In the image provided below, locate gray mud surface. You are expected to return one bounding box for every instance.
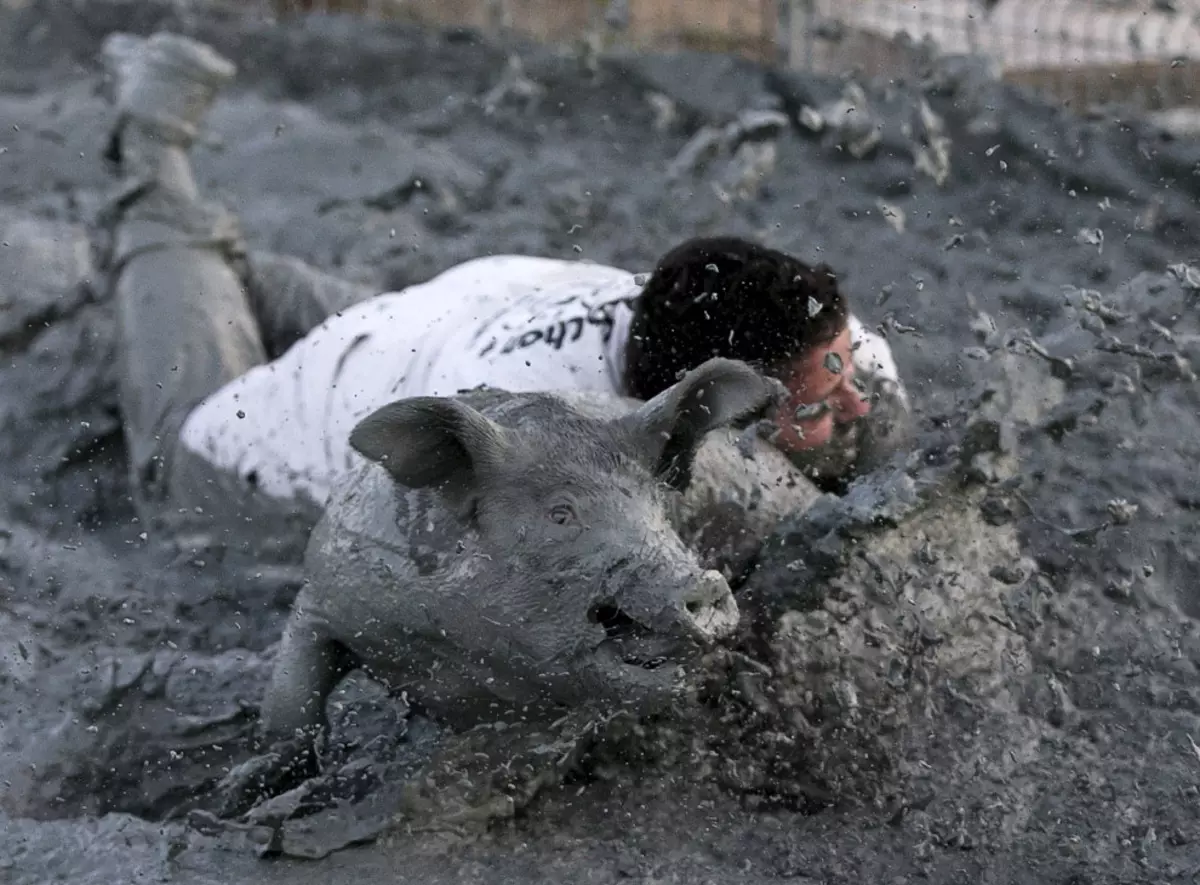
[4,1,1200,882]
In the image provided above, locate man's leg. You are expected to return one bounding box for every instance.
[245,251,376,358]
[102,34,273,533]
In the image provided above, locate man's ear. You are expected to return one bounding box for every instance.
[349,397,511,490]
[623,358,784,491]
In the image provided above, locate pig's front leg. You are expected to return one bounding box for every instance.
[207,601,359,819]
[259,607,360,743]
[194,709,629,858]
[391,708,630,836]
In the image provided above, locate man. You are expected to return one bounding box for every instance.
[103,34,909,537]
[179,239,908,509]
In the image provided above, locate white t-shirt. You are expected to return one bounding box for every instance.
[179,254,903,507]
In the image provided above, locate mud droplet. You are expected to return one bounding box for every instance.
[1106,498,1138,525]
[236,410,246,419]
[1076,227,1104,253]
[823,352,844,374]
[1167,263,1200,291]
[793,401,828,421]
[705,263,719,273]
[807,296,823,317]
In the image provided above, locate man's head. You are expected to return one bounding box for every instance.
[624,236,869,454]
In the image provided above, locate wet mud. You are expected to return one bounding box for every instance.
[3,1,1200,882]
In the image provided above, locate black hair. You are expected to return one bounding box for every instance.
[623,236,849,401]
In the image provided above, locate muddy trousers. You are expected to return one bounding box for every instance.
[110,183,372,545]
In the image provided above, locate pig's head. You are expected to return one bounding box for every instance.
[347,358,783,713]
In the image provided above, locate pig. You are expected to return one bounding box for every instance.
[257,358,799,744]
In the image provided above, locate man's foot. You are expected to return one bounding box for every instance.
[102,31,236,154]
[101,32,236,193]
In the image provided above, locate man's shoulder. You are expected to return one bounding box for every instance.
[426,260,640,397]
[472,260,640,338]
[377,255,639,331]
[422,254,634,295]
[512,258,641,306]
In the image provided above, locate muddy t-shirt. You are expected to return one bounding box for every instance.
[179,256,638,504]
[179,255,906,507]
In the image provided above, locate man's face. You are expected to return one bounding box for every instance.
[771,326,870,453]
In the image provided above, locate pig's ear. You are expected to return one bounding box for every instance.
[349,397,511,489]
[625,358,784,491]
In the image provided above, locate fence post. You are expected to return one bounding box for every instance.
[486,0,512,40]
[784,0,816,71]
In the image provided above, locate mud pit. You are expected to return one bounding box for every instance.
[4,1,1200,882]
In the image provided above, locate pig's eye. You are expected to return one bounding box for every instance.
[548,503,577,525]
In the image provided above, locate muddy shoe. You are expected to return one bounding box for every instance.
[102,32,235,150]
[100,32,235,187]
[95,32,246,276]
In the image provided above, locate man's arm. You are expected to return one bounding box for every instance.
[679,428,822,583]
[849,314,914,473]
[852,368,915,476]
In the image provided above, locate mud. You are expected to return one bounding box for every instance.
[4,1,1200,882]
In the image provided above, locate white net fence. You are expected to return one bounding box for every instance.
[233,0,1200,110]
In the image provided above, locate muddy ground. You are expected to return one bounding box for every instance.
[3,1,1200,883]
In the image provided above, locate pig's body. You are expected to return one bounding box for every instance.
[300,457,577,728]
[259,361,819,741]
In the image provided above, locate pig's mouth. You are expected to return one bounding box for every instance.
[588,601,685,673]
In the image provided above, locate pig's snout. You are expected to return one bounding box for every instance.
[680,569,739,641]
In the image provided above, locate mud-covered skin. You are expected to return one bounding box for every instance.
[259,358,797,742]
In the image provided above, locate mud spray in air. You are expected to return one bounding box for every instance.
[3,1,1200,882]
